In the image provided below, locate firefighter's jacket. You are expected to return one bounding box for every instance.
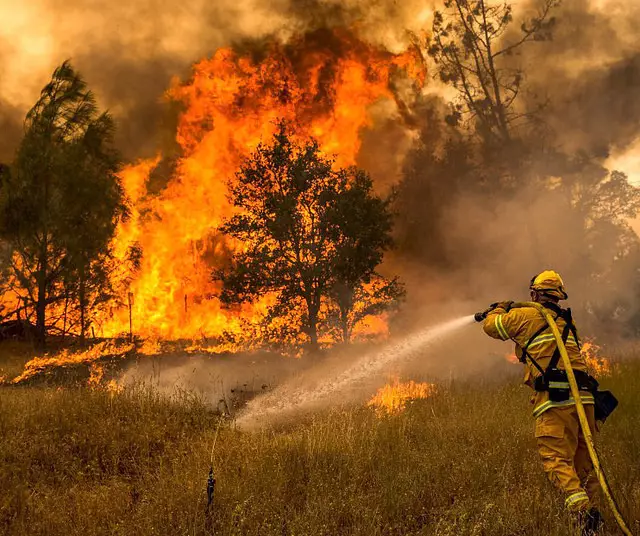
[483,305,594,417]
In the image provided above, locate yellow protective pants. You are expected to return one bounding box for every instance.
[535,404,600,511]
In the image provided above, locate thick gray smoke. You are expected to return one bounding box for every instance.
[522,0,640,156]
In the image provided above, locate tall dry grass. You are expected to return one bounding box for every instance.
[0,347,638,535]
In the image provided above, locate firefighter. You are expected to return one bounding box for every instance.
[482,270,603,535]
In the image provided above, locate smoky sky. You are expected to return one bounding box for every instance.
[0,0,429,162]
[521,0,640,158]
[1,0,640,171]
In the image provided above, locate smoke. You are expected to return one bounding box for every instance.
[121,350,309,410]
[4,0,640,414]
[522,0,640,156]
[0,0,429,161]
[3,0,639,161]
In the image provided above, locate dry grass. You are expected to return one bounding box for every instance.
[0,345,639,535]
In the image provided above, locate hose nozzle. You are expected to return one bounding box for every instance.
[474,312,486,323]
[474,303,499,323]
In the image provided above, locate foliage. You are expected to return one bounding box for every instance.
[395,0,640,335]
[0,61,126,346]
[217,124,403,352]
[428,0,559,144]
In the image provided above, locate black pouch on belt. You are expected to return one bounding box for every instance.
[540,368,571,402]
[594,390,618,422]
[531,317,574,402]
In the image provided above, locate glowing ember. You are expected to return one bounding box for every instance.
[94,30,424,344]
[581,340,612,378]
[367,377,436,415]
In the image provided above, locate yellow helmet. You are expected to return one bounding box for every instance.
[530,270,568,300]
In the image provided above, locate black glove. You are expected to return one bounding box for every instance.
[494,301,514,312]
[475,301,513,322]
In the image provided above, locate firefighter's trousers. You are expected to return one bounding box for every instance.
[535,404,600,511]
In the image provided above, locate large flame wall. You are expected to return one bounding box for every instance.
[99,31,423,341]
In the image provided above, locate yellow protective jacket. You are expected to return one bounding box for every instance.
[483,304,594,417]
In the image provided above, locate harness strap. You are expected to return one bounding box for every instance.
[546,318,573,373]
[521,346,546,376]
[519,304,576,380]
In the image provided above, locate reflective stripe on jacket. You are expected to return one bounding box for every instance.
[483,305,593,416]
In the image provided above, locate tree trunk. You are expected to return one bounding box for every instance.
[308,307,319,352]
[79,274,86,346]
[79,271,86,346]
[62,292,69,342]
[341,309,350,344]
[35,266,47,350]
[338,288,354,344]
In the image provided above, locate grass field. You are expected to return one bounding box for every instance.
[0,344,639,535]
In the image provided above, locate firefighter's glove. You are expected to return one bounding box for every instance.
[494,300,514,312]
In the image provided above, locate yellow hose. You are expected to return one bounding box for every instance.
[511,302,633,536]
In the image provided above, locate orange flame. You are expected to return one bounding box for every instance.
[106,379,124,395]
[88,363,105,389]
[505,353,519,364]
[367,377,436,415]
[581,340,612,378]
[94,31,424,344]
[12,340,134,384]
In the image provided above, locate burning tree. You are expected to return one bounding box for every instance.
[217,125,403,352]
[0,61,126,347]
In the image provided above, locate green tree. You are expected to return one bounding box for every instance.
[217,125,402,352]
[0,61,126,348]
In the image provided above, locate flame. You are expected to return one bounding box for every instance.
[106,379,124,395]
[138,338,161,356]
[581,340,612,378]
[505,353,519,364]
[367,377,436,415]
[11,340,134,384]
[88,363,104,388]
[93,30,424,344]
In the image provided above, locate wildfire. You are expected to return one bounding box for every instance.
[137,338,162,356]
[581,340,612,378]
[367,377,436,415]
[88,363,105,388]
[106,379,124,395]
[504,341,612,378]
[11,340,135,384]
[94,30,424,344]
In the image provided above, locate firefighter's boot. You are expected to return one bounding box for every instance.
[579,508,603,536]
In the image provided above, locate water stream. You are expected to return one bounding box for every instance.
[236,315,475,429]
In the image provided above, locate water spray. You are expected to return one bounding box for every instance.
[475,302,633,536]
[236,315,475,428]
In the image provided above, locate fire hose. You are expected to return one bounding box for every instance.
[477,301,633,535]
